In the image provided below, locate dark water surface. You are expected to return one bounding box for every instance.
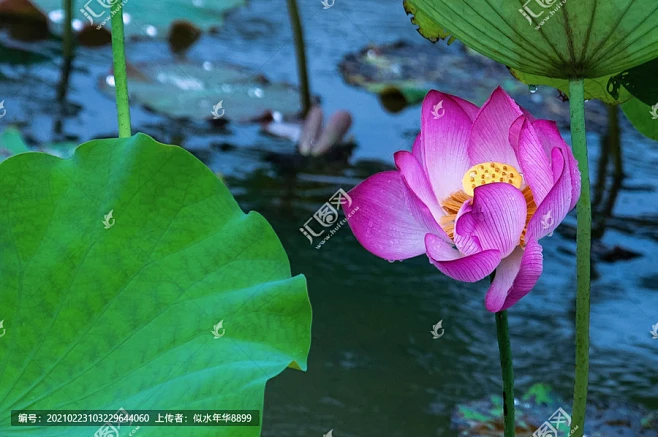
[1,0,657,436]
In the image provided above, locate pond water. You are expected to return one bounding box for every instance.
[1,0,657,436]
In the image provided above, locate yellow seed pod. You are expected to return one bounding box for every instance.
[462,162,522,196]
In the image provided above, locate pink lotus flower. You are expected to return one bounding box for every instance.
[345,87,581,312]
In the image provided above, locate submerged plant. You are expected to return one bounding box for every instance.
[346,88,579,311]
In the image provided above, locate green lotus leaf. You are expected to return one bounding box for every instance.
[403,0,658,79]
[0,133,312,436]
[608,57,658,106]
[403,0,452,43]
[32,0,245,39]
[509,69,633,105]
[622,97,658,141]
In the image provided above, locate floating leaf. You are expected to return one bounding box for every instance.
[99,62,302,122]
[31,0,245,39]
[622,97,658,141]
[340,42,444,109]
[403,0,658,78]
[339,41,519,111]
[0,133,312,436]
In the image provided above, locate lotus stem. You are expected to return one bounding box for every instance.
[495,310,515,437]
[110,8,132,137]
[56,0,74,102]
[568,78,591,437]
[285,0,311,118]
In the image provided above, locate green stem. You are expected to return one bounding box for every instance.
[568,78,591,437]
[110,8,132,137]
[495,310,515,437]
[285,0,311,118]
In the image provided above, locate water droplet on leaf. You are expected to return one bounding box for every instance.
[105,75,116,87]
[202,61,213,71]
[529,85,538,94]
